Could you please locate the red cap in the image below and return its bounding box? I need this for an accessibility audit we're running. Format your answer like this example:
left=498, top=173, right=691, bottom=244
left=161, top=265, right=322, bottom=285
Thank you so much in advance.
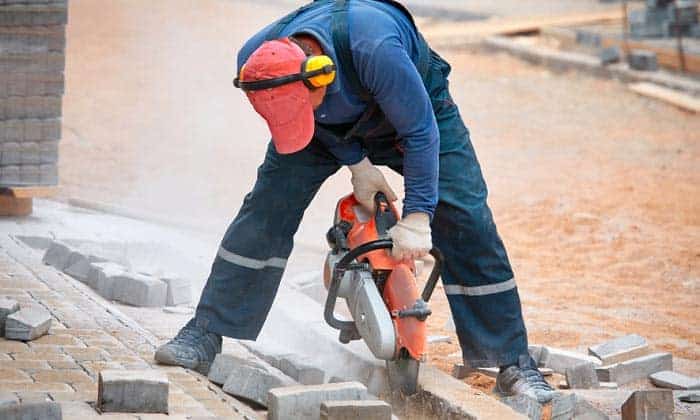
left=240, top=39, right=314, bottom=154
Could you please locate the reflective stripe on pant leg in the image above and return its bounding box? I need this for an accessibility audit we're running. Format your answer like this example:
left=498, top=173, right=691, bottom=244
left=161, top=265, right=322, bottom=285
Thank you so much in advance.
left=444, top=278, right=516, bottom=297
left=196, top=141, right=340, bottom=339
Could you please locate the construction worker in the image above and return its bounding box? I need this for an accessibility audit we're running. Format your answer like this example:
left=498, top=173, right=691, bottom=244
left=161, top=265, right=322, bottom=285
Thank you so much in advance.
left=155, top=0, right=555, bottom=402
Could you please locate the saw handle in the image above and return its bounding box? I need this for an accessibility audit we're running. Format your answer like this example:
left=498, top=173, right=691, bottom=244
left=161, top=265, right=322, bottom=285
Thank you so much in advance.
left=324, top=239, right=443, bottom=334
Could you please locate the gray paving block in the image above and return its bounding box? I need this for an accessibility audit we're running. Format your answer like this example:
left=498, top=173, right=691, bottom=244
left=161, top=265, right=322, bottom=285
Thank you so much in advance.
left=0, top=72, right=64, bottom=97
left=20, top=142, right=40, bottom=164
left=0, top=391, right=18, bottom=408
left=222, top=361, right=297, bottom=407
left=98, top=369, right=169, bottom=414
left=628, top=49, right=659, bottom=71
left=621, top=390, right=673, bottom=420
left=0, top=5, right=68, bottom=26
left=112, top=272, right=167, bottom=307
left=0, top=297, right=20, bottom=336
left=650, top=371, right=700, bottom=390
left=588, top=334, right=650, bottom=365
left=529, top=344, right=545, bottom=365
left=208, top=350, right=266, bottom=386
left=320, top=400, right=392, bottom=420
left=0, top=25, right=66, bottom=54
left=42, top=240, right=72, bottom=270
left=0, top=119, right=61, bottom=142
left=0, top=52, right=65, bottom=74
left=19, top=164, right=40, bottom=184
left=596, top=352, right=673, bottom=385
left=160, top=276, right=191, bottom=306
left=63, top=252, right=105, bottom=283
left=0, top=165, right=20, bottom=185
left=565, top=362, right=600, bottom=389
left=574, top=395, right=610, bottom=420
left=1, top=142, right=21, bottom=165
left=0, top=401, right=61, bottom=420
left=268, top=382, right=368, bottom=420
left=39, top=163, right=57, bottom=185
left=279, top=355, right=326, bottom=385
left=39, top=141, right=60, bottom=164
left=600, top=47, right=621, bottom=65
left=0, top=96, right=62, bottom=120
left=501, top=394, right=542, bottom=419
left=88, top=262, right=128, bottom=300
left=541, top=347, right=602, bottom=374
left=4, top=306, right=51, bottom=341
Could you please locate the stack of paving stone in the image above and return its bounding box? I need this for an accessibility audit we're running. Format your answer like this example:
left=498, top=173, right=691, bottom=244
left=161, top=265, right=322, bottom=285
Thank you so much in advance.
left=629, top=0, right=700, bottom=38
left=0, top=0, right=67, bottom=187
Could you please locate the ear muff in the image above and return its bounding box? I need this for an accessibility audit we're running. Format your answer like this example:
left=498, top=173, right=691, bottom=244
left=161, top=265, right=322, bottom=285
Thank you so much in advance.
left=234, top=55, right=336, bottom=92
left=302, top=55, right=336, bottom=89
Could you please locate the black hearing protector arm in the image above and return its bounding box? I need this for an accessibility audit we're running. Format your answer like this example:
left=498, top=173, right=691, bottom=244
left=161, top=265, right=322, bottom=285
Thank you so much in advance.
left=233, top=64, right=336, bottom=92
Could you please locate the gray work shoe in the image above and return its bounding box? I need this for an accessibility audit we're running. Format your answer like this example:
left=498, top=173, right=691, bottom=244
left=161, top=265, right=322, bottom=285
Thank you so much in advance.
left=154, top=318, right=222, bottom=375
left=495, top=355, right=556, bottom=403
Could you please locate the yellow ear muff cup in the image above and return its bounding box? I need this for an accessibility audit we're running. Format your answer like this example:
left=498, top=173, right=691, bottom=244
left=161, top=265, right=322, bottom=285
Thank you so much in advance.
left=305, top=55, right=336, bottom=88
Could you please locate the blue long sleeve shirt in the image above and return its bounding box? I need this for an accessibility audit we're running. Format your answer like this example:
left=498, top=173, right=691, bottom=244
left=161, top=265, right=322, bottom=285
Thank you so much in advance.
left=237, top=0, right=439, bottom=218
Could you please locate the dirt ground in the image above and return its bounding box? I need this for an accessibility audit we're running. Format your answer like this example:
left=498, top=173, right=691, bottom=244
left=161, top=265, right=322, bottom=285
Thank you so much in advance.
left=59, top=0, right=699, bottom=395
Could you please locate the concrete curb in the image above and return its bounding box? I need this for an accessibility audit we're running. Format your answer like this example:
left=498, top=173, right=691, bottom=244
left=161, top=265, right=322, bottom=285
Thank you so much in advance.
left=480, top=35, right=700, bottom=96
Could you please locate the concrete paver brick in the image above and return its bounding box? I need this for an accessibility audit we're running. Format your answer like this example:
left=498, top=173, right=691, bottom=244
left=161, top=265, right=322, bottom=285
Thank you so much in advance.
left=42, top=241, right=73, bottom=270
left=0, top=297, right=20, bottom=336
left=208, top=351, right=266, bottom=386
left=279, top=355, right=326, bottom=385
left=47, top=360, right=81, bottom=369
left=62, top=346, right=109, bottom=362
left=0, top=401, right=62, bottom=420
left=10, top=351, right=71, bottom=362
left=649, top=371, right=700, bottom=390
left=1, top=359, right=51, bottom=370
left=621, top=390, right=673, bottom=420
left=33, top=369, right=94, bottom=384
left=501, top=394, right=542, bottom=419
left=160, top=276, right=192, bottom=306
left=588, top=334, right=650, bottom=365
left=98, top=369, right=169, bottom=414
left=16, top=392, right=52, bottom=403
left=541, top=346, right=602, bottom=374
left=596, top=352, right=672, bottom=385
left=267, top=382, right=368, bottom=420
left=4, top=306, right=52, bottom=341
left=0, top=368, right=32, bottom=382
left=222, top=361, right=297, bottom=407
left=112, top=273, right=167, bottom=307
left=31, top=333, right=82, bottom=346
left=0, top=338, right=29, bottom=352
left=320, top=400, right=392, bottom=420
left=0, top=382, right=73, bottom=393
left=565, top=362, right=600, bottom=389
left=88, top=262, right=127, bottom=300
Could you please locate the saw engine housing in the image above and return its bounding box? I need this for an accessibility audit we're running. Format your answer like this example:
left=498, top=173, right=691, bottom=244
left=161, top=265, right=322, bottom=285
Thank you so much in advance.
left=323, top=193, right=443, bottom=362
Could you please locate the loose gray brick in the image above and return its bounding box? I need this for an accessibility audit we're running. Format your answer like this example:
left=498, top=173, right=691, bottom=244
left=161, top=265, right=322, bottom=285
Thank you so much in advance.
left=0, top=165, right=20, bottom=185
left=0, top=25, right=66, bottom=54
left=268, top=382, right=368, bottom=420
left=0, top=119, right=61, bottom=142
left=112, top=273, right=167, bottom=307
left=19, top=164, right=40, bottom=184
left=279, top=355, right=326, bottom=385
left=0, top=5, right=68, bottom=26
left=39, top=163, right=57, bottom=185
left=38, top=141, right=58, bottom=163
left=320, top=400, right=392, bottom=420
left=0, top=72, right=64, bottom=98
left=650, top=371, right=700, bottom=390
left=0, top=52, right=65, bottom=73
left=88, top=262, right=128, bottom=300
left=540, top=347, right=602, bottom=374
left=501, top=394, right=542, bottom=419
left=621, top=390, right=673, bottom=420
left=628, top=49, right=659, bottom=71
left=208, top=350, right=266, bottom=386
left=222, top=361, right=297, bottom=407
left=160, top=276, right=191, bottom=306
left=42, top=240, right=72, bottom=270
left=0, top=391, right=18, bottom=408
left=98, top=369, right=169, bottom=414
left=566, top=362, right=600, bottom=389
left=20, top=142, right=40, bottom=164
left=0, top=96, right=62, bottom=120
left=588, top=334, right=650, bottom=365
left=529, top=344, right=545, bottom=365
left=4, top=306, right=52, bottom=341
left=0, top=401, right=61, bottom=420
left=0, top=297, right=20, bottom=336
left=596, top=352, right=673, bottom=385
left=63, top=252, right=105, bottom=283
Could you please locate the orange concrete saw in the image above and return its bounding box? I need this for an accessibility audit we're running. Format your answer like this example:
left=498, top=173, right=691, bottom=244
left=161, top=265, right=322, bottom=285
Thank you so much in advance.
left=323, top=192, right=443, bottom=395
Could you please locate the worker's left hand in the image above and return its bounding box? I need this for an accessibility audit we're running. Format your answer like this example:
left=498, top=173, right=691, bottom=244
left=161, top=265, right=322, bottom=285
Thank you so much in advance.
left=389, top=212, right=432, bottom=260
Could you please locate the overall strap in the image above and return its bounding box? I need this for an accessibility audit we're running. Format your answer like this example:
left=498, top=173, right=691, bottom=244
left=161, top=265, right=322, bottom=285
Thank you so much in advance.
left=265, top=0, right=331, bottom=41
left=330, top=0, right=432, bottom=102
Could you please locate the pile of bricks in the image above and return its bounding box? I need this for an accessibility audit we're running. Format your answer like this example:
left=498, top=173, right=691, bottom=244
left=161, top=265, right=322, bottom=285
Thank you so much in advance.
left=207, top=344, right=393, bottom=419
left=0, top=0, right=67, bottom=187
left=42, top=240, right=192, bottom=307
left=629, top=0, right=700, bottom=38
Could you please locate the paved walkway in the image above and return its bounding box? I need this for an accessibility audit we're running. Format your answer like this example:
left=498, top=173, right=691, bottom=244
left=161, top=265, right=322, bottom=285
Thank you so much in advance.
left=0, top=235, right=258, bottom=419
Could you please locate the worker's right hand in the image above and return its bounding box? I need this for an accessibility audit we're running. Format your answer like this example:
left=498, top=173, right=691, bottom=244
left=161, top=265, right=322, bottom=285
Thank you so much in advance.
left=348, top=157, right=398, bottom=212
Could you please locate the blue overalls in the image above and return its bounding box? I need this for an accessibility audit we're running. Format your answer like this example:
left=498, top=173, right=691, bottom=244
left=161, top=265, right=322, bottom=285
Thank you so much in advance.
left=196, top=0, right=529, bottom=368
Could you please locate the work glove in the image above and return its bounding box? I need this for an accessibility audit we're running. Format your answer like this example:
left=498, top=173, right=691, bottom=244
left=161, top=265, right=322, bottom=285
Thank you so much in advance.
left=348, top=157, right=398, bottom=212
left=388, top=212, right=432, bottom=260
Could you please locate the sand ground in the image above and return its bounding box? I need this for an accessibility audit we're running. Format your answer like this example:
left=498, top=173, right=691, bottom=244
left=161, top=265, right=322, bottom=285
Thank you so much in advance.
left=58, top=0, right=699, bottom=394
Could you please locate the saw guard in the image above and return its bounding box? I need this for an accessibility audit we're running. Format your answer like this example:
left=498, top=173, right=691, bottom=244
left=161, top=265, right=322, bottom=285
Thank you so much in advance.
left=383, top=264, right=426, bottom=360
